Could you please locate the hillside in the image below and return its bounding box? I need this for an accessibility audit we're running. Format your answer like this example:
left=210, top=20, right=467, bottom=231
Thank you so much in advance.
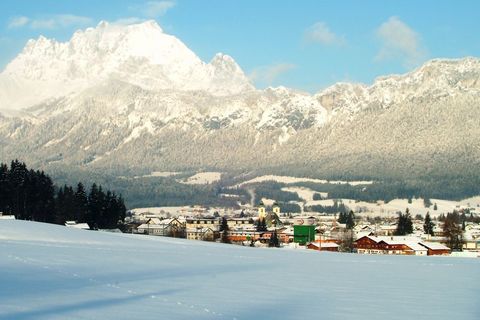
left=1, top=220, right=479, bottom=319
left=0, top=21, right=479, bottom=199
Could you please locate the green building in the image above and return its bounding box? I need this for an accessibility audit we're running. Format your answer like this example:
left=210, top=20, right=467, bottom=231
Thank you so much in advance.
left=293, top=225, right=315, bottom=245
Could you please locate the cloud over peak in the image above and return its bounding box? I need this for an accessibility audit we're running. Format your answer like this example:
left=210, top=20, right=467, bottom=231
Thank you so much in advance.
left=140, top=1, right=176, bottom=17
left=375, top=16, right=427, bottom=67
left=304, top=22, right=345, bottom=46
left=8, top=14, right=93, bottom=30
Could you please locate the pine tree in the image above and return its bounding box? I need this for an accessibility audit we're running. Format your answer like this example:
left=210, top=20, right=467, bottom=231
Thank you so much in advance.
left=74, top=183, right=88, bottom=223
left=256, top=218, right=267, bottom=232
left=433, top=203, right=438, bottom=210
left=339, top=229, right=355, bottom=252
left=346, top=210, right=355, bottom=229
left=394, top=209, right=413, bottom=235
left=443, top=211, right=464, bottom=251
left=220, top=216, right=230, bottom=243
left=87, top=183, right=101, bottom=229
left=423, top=212, right=434, bottom=236
left=269, top=229, right=280, bottom=247
left=338, top=212, right=347, bottom=224
left=423, top=197, right=432, bottom=208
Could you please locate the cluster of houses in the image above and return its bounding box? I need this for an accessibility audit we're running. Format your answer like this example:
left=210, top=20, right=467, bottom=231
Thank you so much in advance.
left=126, top=203, right=480, bottom=256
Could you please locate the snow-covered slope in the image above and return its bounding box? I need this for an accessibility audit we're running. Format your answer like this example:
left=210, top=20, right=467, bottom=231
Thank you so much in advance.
left=0, top=21, right=479, bottom=182
left=0, top=20, right=253, bottom=110
left=1, top=220, right=479, bottom=320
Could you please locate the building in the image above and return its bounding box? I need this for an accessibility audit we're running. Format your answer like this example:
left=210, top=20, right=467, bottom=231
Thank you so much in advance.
left=0, top=212, right=15, bottom=220
left=186, top=217, right=220, bottom=241
left=65, top=221, right=90, bottom=230
left=419, top=242, right=451, bottom=255
left=227, top=218, right=254, bottom=230
left=307, top=242, right=339, bottom=252
left=294, top=225, right=316, bottom=245
left=136, top=217, right=186, bottom=237
left=186, top=227, right=217, bottom=241
left=257, top=201, right=282, bottom=228
left=355, top=236, right=428, bottom=256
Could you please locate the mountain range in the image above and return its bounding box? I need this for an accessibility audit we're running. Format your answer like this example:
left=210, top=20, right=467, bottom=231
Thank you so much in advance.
left=1, top=20, right=479, bottom=193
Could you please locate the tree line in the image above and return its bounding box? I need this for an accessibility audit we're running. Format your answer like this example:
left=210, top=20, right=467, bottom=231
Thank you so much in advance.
left=0, top=160, right=126, bottom=229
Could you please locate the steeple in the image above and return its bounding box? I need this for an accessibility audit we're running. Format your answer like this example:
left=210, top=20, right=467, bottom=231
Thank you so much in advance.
left=258, top=201, right=266, bottom=220
left=272, top=202, right=280, bottom=215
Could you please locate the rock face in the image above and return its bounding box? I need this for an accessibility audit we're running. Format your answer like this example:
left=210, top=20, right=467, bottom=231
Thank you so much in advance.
left=0, top=21, right=479, bottom=182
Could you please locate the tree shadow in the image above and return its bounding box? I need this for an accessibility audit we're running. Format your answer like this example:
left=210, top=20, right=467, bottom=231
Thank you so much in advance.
left=0, top=288, right=183, bottom=320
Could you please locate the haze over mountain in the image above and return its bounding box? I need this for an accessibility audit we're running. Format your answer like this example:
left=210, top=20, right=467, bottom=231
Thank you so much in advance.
left=0, top=20, right=479, bottom=191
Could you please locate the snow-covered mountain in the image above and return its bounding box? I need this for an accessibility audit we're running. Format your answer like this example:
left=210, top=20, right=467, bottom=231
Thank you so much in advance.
left=0, top=21, right=479, bottom=182
left=0, top=20, right=253, bottom=110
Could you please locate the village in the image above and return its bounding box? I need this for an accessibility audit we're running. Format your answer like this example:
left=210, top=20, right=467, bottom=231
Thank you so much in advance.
left=109, top=201, right=480, bottom=257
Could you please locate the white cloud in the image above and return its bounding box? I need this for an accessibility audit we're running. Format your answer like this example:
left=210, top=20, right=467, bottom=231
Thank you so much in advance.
left=304, top=22, right=345, bottom=46
left=141, top=1, right=176, bottom=17
left=249, top=63, right=296, bottom=85
left=375, top=16, right=427, bottom=67
left=8, top=14, right=93, bottom=30
left=8, top=16, right=30, bottom=28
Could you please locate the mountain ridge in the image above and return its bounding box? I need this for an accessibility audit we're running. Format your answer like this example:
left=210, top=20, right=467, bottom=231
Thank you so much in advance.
left=0, top=21, right=479, bottom=195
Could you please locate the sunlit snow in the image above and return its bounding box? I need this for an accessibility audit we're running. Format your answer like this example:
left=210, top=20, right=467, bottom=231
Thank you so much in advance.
left=0, top=220, right=478, bottom=320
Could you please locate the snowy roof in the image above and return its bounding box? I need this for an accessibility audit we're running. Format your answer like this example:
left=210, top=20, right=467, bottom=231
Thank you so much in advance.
left=138, top=223, right=167, bottom=230
left=419, top=242, right=450, bottom=250
left=147, top=218, right=162, bottom=224
left=356, top=231, right=374, bottom=239
left=365, top=236, right=427, bottom=251
left=186, top=227, right=215, bottom=233
left=403, top=242, right=428, bottom=252
left=0, top=215, right=16, bottom=220
left=65, top=222, right=90, bottom=230
left=308, top=242, right=339, bottom=248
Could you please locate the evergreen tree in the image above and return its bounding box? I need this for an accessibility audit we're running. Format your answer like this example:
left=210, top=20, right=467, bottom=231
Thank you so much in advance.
left=0, top=163, right=10, bottom=214
left=339, top=230, right=355, bottom=252
left=423, top=197, right=432, bottom=208
left=256, top=218, right=267, bottom=232
left=443, top=211, right=464, bottom=251
left=433, top=203, right=438, bottom=210
left=394, top=209, right=413, bottom=235
left=423, top=212, right=435, bottom=236
left=338, top=212, right=347, bottom=224
left=269, top=230, right=280, bottom=247
left=346, top=210, right=355, bottom=229
left=87, top=183, right=101, bottom=229
left=0, top=161, right=126, bottom=228
left=74, top=183, right=88, bottom=223
left=220, top=216, right=230, bottom=243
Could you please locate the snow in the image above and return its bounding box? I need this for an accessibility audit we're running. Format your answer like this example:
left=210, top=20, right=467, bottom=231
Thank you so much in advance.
left=282, top=186, right=328, bottom=202
left=344, top=198, right=467, bottom=217
left=181, top=172, right=222, bottom=185
left=135, top=171, right=181, bottom=178
left=0, top=220, right=479, bottom=320
left=236, top=175, right=373, bottom=187
left=0, top=20, right=254, bottom=110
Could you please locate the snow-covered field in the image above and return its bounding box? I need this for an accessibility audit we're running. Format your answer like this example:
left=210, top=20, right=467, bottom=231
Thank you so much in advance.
left=342, top=197, right=477, bottom=217
left=1, top=220, right=479, bottom=320
left=279, top=185, right=480, bottom=217
left=236, top=175, right=373, bottom=187
left=181, top=172, right=222, bottom=185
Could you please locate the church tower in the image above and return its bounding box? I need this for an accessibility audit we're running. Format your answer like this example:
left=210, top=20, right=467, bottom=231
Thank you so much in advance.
left=272, top=202, right=280, bottom=215
left=258, top=201, right=266, bottom=220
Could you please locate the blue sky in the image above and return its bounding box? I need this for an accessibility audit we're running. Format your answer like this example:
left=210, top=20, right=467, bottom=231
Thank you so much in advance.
left=1, top=0, right=479, bottom=92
